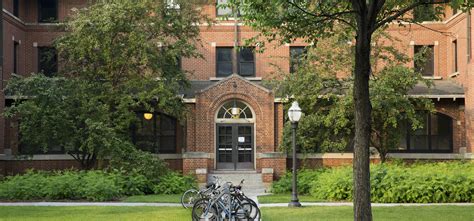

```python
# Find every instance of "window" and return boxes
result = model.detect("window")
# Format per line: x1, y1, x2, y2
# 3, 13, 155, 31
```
453, 40, 458, 73
38, 0, 58, 23
38, 47, 58, 77
13, 0, 19, 17
413, 5, 437, 22
13, 41, 19, 74
238, 47, 255, 76
217, 0, 232, 16
398, 112, 453, 153
216, 47, 233, 77
290, 46, 307, 73
414, 45, 434, 77
216, 47, 255, 77
132, 112, 177, 154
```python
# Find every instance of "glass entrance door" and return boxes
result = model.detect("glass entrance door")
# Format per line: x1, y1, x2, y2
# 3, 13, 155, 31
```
216, 124, 254, 170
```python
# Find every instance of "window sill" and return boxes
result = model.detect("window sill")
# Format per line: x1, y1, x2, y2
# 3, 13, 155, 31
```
449, 72, 460, 78
210, 77, 261, 81
422, 76, 442, 80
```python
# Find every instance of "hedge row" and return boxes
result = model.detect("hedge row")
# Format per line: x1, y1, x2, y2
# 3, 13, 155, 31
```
272, 162, 474, 203
0, 170, 196, 201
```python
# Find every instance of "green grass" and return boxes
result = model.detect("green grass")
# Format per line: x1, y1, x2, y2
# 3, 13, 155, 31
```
121, 194, 181, 203
0, 206, 190, 221
258, 194, 325, 204
1, 206, 473, 221
261, 206, 474, 221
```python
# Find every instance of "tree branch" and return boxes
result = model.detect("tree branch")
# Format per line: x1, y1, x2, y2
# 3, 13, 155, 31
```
371, 1, 449, 33
287, 0, 357, 30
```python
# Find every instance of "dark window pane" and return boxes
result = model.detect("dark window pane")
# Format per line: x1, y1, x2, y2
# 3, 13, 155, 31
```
239, 48, 254, 62
217, 63, 233, 77
239, 47, 255, 76
38, 47, 58, 77
13, 0, 19, 17
133, 112, 177, 154
38, 0, 58, 22
410, 113, 429, 151
453, 40, 458, 72
217, 47, 233, 77
290, 46, 306, 73
414, 45, 434, 77
13, 42, 19, 74
431, 113, 452, 151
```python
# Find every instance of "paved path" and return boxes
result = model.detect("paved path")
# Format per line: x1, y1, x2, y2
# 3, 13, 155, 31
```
1, 202, 473, 207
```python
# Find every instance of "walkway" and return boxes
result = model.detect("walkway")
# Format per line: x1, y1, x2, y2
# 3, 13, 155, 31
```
0, 202, 473, 207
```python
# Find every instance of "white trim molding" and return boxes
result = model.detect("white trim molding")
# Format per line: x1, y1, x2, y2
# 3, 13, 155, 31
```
296, 152, 472, 160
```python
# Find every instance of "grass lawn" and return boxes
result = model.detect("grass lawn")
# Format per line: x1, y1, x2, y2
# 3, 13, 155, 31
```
258, 194, 325, 204
1, 206, 473, 221
261, 206, 474, 221
0, 206, 190, 221
122, 194, 181, 203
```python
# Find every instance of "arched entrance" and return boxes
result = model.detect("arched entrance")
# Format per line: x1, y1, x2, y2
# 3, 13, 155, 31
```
215, 100, 255, 170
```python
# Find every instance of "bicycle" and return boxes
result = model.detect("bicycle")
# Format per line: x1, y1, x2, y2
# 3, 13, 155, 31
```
181, 176, 221, 209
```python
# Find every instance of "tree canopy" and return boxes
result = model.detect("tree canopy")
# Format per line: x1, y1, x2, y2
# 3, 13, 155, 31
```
4, 0, 205, 169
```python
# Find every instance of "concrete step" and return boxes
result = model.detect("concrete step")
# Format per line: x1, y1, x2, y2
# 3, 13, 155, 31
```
208, 171, 267, 197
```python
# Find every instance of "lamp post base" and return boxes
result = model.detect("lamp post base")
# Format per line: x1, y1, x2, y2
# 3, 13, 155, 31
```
288, 200, 302, 207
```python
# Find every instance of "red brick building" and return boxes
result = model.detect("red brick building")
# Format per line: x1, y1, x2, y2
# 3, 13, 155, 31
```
0, 1, 473, 182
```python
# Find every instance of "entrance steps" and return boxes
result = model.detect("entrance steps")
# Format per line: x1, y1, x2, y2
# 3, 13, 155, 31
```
207, 171, 268, 198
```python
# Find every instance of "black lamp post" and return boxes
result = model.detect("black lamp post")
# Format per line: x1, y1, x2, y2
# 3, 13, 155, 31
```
288, 101, 302, 207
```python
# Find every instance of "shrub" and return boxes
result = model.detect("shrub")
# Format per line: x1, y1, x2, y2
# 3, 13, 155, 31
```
78, 171, 122, 201
0, 170, 129, 201
152, 172, 197, 194
309, 161, 474, 203
0, 170, 50, 200
271, 169, 323, 194
109, 147, 169, 188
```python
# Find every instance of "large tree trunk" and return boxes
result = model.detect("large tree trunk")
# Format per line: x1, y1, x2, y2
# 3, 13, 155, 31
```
353, 10, 373, 221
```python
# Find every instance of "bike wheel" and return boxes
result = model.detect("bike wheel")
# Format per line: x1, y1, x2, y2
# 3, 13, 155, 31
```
239, 202, 261, 221
192, 199, 219, 221
181, 189, 200, 209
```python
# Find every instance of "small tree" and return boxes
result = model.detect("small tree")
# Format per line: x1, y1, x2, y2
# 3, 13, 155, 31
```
4, 0, 205, 169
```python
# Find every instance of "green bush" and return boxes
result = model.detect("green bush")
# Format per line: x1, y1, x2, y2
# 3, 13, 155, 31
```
271, 169, 323, 194
78, 171, 122, 201
0, 170, 137, 201
152, 172, 197, 194
309, 161, 474, 203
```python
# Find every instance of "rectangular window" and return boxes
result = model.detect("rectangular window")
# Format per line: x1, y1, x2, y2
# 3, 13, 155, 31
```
399, 112, 453, 153
38, 46, 58, 77
132, 112, 177, 154
217, 0, 232, 16
290, 46, 306, 73
13, 41, 19, 74
38, 0, 58, 23
413, 5, 437, 22
453, 40, 458, 73
414, 45, 434, 77
216, 47, 233, 77
238, 47, 255, 77
13, 0, 19, 17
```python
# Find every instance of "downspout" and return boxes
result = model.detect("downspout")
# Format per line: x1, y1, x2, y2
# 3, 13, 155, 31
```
0, 1, 3, 89
232, 1, 239, 75
468, 10, 471, 61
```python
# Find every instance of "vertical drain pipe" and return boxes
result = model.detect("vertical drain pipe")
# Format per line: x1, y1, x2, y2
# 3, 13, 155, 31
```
468, 10, 471, 62
232, 1, 239, 75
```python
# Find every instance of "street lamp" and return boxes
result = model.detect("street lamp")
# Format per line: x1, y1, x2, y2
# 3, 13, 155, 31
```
288, 101, 302, 207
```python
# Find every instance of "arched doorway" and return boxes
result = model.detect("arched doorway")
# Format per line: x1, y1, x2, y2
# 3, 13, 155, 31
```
215, 100, 255, 170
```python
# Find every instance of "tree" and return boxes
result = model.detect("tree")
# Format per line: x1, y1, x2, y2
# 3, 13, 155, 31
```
275, 35, 434, 163
4, 0, 205, 169
235, 0, 472, 220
